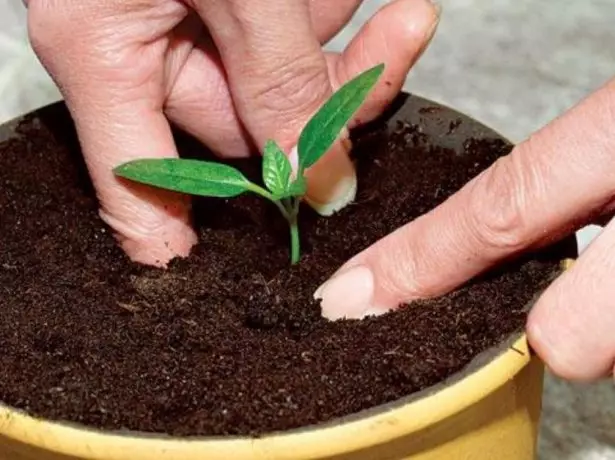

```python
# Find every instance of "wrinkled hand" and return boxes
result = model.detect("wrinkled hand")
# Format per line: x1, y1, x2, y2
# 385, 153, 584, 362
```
318, 78, 615, 382
26, 0, 439, 266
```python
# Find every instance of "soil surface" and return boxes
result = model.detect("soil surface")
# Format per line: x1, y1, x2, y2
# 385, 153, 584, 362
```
0, 102, 568, 436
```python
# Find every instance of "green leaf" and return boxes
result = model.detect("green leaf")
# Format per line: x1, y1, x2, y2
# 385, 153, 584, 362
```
113, 158, 253, 198
286, 175, 307, 197
262, 140, 292, 197
297, 63, 384, 170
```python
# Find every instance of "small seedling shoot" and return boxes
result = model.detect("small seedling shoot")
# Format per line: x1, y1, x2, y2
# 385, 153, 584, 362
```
114, 63, 385, 264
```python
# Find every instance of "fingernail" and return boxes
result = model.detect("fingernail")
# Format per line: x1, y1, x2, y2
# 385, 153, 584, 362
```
429, 0, 442, 19
425, 1, 442, 43
303, 131, 357, 216
288, 145, 299, 179
315, 266, 382, 320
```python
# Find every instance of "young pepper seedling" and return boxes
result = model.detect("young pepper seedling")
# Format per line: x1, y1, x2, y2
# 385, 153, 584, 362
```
114, 63, 385, 264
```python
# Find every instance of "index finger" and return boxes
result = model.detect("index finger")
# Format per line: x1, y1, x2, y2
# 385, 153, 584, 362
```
317, 78, 615, 320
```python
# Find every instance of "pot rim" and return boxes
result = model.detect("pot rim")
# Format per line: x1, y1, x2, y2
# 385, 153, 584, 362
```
0, 93, 577, 459
0, 333, 541, 459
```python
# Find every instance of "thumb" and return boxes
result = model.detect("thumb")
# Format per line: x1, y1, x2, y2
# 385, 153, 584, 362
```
27, 1, 198, 267
191, 0, 354, 215
316, 78, 615, 320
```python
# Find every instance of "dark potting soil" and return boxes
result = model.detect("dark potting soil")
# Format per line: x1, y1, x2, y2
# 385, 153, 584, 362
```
0, 102, 567, 437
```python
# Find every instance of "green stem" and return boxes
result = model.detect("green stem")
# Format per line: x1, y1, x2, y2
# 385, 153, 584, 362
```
247, 182, 301, 264
273, 200, 291, 221
291, 196, 301, 218
289, 212, 300, 265
246, 183, 290, 220
289, 198, 301, 264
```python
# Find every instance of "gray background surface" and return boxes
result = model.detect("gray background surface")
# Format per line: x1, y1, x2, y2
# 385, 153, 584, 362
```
1, 1, 613, 458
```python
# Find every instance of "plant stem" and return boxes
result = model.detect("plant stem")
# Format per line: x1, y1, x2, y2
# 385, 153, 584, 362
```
289, 198, 301, 264
291, 196, 301, 217
273, 200, 291, 221
249, 183, 302, 264
289, 212, 300, 265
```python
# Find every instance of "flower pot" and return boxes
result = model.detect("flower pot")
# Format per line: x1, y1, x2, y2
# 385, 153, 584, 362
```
0, 93, 577, 460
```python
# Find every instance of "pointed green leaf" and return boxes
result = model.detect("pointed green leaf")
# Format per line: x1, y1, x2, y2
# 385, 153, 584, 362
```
114, 158, 253, 198
262, 140, 292, 197
297, 63, 384, 170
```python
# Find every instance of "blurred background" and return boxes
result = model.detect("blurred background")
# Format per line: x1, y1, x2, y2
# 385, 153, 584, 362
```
0, 0, 613, 458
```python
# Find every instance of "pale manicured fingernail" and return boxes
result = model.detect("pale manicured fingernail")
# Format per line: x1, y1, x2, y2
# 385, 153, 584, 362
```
315, 266, 387, 320
417, 1, 441, 56
288, 145, 299, 179
427, 9, 441, 42
429, 0, 442, 19
298, 130, 356, 216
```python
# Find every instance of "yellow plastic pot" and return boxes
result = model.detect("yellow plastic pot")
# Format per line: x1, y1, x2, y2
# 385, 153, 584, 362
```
0, 333, 546, 460
0, 97, 577, 460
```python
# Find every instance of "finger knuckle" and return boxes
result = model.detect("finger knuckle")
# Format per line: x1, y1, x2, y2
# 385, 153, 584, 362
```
249, 55, 331, 126
468, 155, 533, 253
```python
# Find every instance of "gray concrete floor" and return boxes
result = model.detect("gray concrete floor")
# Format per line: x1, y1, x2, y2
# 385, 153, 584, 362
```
1, 0, 614, 458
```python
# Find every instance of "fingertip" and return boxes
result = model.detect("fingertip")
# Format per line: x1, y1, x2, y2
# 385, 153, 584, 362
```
303, 133, 357, 216
526, 285, 607, 383
98, 177, 198, 268
527, 320, 595, 382
316, 265, 389, 320
526, 289, 578, 380
101, 203, 198, 268
400, 0, 441, 40
333, 0, 441, 126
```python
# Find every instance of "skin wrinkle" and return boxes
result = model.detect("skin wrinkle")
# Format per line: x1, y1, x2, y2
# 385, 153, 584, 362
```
100, 191, 188, 239
529, 221, 615, 380
377, 229, 434, 303
309, 0, 362, 44
168, 0, 360, 141
162, 23, 252, 156
27, 0, 438, 267
194, 2, 333, 151
371, 236, 421, 307
162, 15, 201, 97
465, 81, 615, 258
25, 0, 615, 382
466, 155, 534, 255
165, 59, 252, 156
408, 201, 484, 297
90, 9, 181, 57
329, 0, 439, 126
344, 19, 381, 79
226, 1, 312, 43
166, 72, 234, 127
331, 78, 615, 379
245, 58, 332, 148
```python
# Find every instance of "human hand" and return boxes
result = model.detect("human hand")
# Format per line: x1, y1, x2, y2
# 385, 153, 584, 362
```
25, 0, 439, 267
317, 78, 615, 382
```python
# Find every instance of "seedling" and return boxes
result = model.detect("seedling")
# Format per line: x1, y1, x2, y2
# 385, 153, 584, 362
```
114, 63, 385, 264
